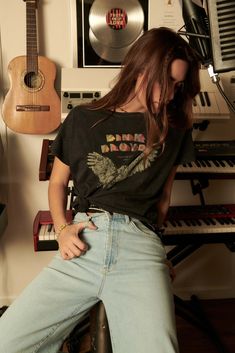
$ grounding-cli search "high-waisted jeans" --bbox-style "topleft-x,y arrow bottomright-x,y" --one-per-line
0,212 -> 179,353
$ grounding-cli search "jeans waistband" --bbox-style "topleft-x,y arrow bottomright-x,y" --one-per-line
87,207 -> 160,235
87,207 -> 112,214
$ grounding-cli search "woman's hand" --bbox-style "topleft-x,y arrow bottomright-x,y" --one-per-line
57,220 -> 97,260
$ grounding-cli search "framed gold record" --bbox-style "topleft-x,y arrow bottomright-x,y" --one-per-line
74,0 -> 149,67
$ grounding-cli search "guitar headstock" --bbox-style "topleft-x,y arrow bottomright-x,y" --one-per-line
23,0 -> 38,8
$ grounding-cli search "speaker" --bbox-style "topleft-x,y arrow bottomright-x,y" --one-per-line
207,0 -> 235,73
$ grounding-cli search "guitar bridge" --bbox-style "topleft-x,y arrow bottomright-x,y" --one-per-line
16,105 -> 50,112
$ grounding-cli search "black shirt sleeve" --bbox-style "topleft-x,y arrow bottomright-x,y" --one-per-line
174,129 -> 195,165
51,111 -> 74,166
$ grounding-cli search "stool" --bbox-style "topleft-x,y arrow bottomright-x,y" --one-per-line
63,301 -> 112,353
90,301 -> 112,353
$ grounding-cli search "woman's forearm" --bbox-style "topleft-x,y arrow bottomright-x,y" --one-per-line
48,182 -> 69,233
48,157 -> 71,233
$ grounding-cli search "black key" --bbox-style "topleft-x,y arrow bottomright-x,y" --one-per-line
195,219 -> 202,226
205,160 -> 211,167
219,160 -> 226,167
47,223 -> 53,232
199,92 -> 205,106
230,218 -> 235,224
213,160 -> 220,167
204,91 -> 211,106
190,219 -> 197,226
197,219 -> 202,226
184,220 -> 191,226
208,218 -> 216,225
176,220 -> 183,227
222,218 -> 230,225
227,160 -> 234,167
170,220 -> 177,227
202,219 -> 210,225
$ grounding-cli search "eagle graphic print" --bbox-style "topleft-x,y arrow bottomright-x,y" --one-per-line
87,132 -> 162,189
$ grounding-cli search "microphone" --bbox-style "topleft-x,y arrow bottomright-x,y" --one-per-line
181,0 -> 211,66
180,1 -> 235,114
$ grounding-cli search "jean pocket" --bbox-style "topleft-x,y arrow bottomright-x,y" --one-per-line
130,218 -> 161,242
73,211 -> 106,223
73,212 -> 90,224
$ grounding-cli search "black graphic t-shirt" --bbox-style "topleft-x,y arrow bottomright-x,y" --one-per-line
52,106 -> 195,224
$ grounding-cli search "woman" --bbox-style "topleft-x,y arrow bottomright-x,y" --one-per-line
0,27 -> 200,353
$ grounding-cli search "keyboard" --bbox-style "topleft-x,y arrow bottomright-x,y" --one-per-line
33,205 -> 235,251
192,69 -> 230,120
162,204 -> 235,245
176,140 -> 235,179
33,210 -> 73,251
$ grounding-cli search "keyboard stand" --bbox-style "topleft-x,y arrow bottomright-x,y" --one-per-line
190,177 -> 209,206
174,294 -> 230,353
166,239 -> 232,353
165,176 -> 233,353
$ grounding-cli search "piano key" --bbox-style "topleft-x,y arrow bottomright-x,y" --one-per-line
199,92 -> 205,106
209,218 -> 216,225
161,204 -> 235,245
204,91 -> 211,106
38,224 -> 46,241
192,87 -> 230,119
227,160 -> 235,167
193,92 -> 219,115
164,216 -> 235,235
200,160 -> 207,167
33,210 -> 73,251
177,159 -> 235,174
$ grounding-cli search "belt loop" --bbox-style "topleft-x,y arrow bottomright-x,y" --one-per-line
125,215 -> 131,223
105,210 -> 111,220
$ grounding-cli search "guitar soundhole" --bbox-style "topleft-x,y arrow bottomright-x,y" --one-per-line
23,71 -> 44,91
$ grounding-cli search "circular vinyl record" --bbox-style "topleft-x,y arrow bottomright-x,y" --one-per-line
89,0 -> 144,49
89,28 -> 143,63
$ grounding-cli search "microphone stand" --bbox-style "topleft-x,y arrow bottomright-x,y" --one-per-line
178,28 -> 235,114
177,30 -> 210,39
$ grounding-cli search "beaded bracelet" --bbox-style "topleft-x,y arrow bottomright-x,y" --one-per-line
55,223 -> 70,240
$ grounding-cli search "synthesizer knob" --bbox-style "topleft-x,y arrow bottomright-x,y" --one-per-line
67,103 -> 73,110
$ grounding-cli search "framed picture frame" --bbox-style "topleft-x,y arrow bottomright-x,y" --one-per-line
70,0 -> 149,67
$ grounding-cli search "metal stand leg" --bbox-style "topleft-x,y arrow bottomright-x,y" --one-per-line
167,245 -> 231,353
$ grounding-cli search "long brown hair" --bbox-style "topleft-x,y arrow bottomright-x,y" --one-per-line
88,27 -> 201,152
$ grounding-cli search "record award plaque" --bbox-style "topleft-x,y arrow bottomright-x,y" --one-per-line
76,0 -> 149,67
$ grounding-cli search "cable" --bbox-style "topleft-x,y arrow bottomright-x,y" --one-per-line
207,64 -> 235,114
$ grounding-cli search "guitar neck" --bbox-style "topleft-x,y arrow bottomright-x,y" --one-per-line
26,0 -> 38,72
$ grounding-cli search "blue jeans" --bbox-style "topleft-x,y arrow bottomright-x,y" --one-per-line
0,212 -> 179,353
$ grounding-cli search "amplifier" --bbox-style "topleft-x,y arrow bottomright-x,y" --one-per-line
61,68 -> 120,120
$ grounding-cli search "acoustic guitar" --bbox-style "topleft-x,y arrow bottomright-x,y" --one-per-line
2,0 -> 61,134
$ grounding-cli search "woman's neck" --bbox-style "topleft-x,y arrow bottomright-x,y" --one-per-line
116,99 -> 146,113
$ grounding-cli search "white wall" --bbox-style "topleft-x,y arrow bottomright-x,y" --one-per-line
0,0 -> 235,306
0,0 -> 72,305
